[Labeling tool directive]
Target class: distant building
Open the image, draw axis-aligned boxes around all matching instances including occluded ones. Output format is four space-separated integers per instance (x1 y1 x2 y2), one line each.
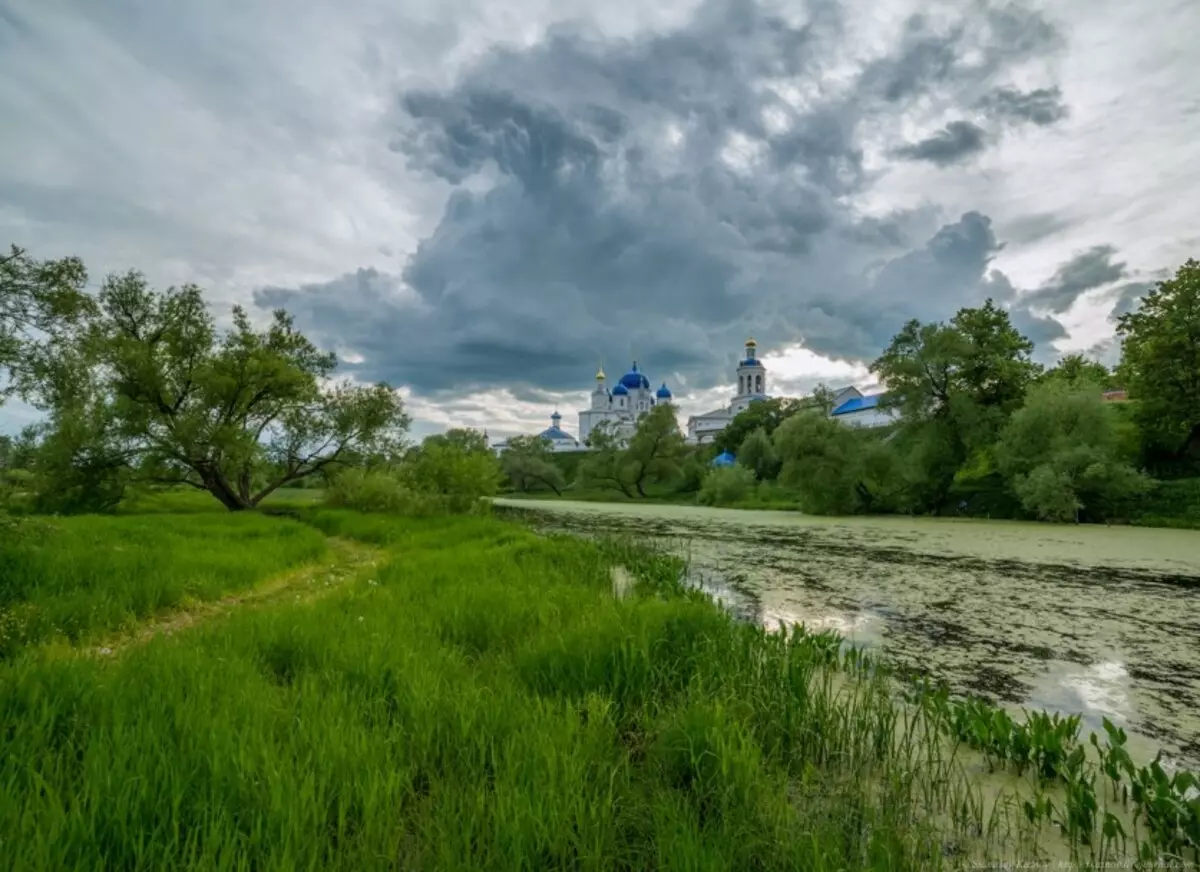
490 337 896 452
686 338 770 444
490 411 585 455
578 361 674 444
828 388 901 429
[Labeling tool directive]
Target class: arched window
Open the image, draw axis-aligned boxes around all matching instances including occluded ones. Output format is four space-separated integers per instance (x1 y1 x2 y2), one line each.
755 374 762 393
739 375 744 393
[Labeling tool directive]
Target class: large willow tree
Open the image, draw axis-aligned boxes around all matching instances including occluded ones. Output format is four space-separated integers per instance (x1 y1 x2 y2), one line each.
37 270 410 510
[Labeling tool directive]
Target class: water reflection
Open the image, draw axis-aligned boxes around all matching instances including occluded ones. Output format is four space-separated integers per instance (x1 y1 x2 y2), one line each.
502 500 1200 770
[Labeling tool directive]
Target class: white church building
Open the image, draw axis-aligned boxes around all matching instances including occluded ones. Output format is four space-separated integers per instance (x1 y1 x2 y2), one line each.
489 337 896 454
578 361 675 444
686 338 770 444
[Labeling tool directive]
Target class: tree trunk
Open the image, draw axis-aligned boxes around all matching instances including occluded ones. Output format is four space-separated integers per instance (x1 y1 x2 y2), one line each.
199 465 255 511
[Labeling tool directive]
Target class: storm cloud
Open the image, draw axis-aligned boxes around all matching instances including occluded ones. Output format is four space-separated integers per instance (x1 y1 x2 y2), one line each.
259 0 1076 395
1023 244 1128 314
892 121 990 166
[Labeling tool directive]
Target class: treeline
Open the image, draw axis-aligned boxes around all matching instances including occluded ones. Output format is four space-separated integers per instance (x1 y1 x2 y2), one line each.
3 243 1198 524
502 259 1200 525
0 244 510 517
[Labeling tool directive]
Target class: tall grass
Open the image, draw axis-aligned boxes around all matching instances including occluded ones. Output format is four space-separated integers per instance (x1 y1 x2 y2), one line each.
0 513 328 656
2 513 991 871
4 510 1194 869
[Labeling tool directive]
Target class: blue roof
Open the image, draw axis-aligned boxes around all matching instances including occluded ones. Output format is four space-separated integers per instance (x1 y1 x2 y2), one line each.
711 451 736 467
739 358 762 367
619 361 651 390
612 383 629 395
539 426 575 442
831 394 884 416
656 382 672 398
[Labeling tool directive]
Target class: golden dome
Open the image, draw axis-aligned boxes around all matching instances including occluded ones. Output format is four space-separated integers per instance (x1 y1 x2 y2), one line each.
595 365 606 380
745 336 757 346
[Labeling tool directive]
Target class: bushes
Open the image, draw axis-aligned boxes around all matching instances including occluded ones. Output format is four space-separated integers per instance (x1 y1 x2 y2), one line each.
326 439 503 516
697 465 756 506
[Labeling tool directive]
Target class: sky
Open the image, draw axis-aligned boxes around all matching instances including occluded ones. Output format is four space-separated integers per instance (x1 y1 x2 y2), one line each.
1 0 1196 439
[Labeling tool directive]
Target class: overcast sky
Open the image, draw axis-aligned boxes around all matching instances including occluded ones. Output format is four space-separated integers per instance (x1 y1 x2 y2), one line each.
2 0 1196 439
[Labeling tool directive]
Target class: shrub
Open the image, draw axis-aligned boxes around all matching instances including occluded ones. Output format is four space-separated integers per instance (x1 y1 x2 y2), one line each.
325 469 434 515
697 465 756 506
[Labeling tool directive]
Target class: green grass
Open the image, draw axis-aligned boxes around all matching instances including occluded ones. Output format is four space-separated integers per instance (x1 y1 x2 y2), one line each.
0 513 328 656
0 512 985 870
2 509 1195 869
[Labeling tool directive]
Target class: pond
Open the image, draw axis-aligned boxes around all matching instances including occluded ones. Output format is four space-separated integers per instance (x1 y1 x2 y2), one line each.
496 498 1200 771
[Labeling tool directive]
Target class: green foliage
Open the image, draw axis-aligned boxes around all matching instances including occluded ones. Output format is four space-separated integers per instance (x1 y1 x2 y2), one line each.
0 245 92 404
578 407 686 499
737 426 780 481
995 381 1150 522
773 412 864 514
0 513 327 656
328 434 501 515
1042 353 1115 390
25 270 410 511
1117 259 1200 459
401 432 503 512
697 464 757 506
4 508 1194 868
325 468 426 514
623 404 686 497
1129 477 1200 529
872 300 1041 510
712 397 802 454
500 434 566 495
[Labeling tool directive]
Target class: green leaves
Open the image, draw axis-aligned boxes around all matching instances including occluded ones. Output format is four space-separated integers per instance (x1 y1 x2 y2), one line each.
1117 258 1200 459
995 380 1150 522
20 264 409 511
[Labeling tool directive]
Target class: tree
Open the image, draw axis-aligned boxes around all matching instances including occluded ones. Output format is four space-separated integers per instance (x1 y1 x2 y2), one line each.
773 412 862 514
871 299 1040 509
1041 353 1114 390
402 435 503 512
34 271 409 511
995 380 1149 522
1 245 92 404
578 421 635 498
501 434 566 495
623 404 686 497
1117 259 1200 460
737 427 780 481
712 397 802 454
424 427 490 454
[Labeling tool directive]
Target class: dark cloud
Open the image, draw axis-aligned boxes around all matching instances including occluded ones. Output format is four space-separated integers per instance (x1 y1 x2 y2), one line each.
1023 244 1127 313
892 120 989 165
1106 280 1157 321
977 86 1070 126
258 0 1071 396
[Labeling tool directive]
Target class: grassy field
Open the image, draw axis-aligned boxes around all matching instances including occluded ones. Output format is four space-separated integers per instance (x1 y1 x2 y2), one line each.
2 502 1196 869
0 512 329 657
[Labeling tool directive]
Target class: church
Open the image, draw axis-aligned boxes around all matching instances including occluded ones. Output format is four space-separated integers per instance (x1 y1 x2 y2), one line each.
578 360 674 444
488 337 894 454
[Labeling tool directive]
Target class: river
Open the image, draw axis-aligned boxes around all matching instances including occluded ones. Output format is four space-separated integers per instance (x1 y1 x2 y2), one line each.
495 498 1200 771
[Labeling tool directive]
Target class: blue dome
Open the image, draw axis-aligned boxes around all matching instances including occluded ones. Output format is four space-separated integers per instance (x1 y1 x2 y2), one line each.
619 361 651 390
712 451 736 467
612 383 629 396
539 426 574 442
656 383 672 398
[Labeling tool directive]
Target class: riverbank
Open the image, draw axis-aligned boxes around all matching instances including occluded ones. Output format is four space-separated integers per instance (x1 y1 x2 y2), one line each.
497 498 1200 775
502 473 1200 529
3 504 1197 867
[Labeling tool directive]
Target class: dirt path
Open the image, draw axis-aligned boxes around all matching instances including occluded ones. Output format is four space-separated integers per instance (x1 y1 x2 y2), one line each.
87 536 385 658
